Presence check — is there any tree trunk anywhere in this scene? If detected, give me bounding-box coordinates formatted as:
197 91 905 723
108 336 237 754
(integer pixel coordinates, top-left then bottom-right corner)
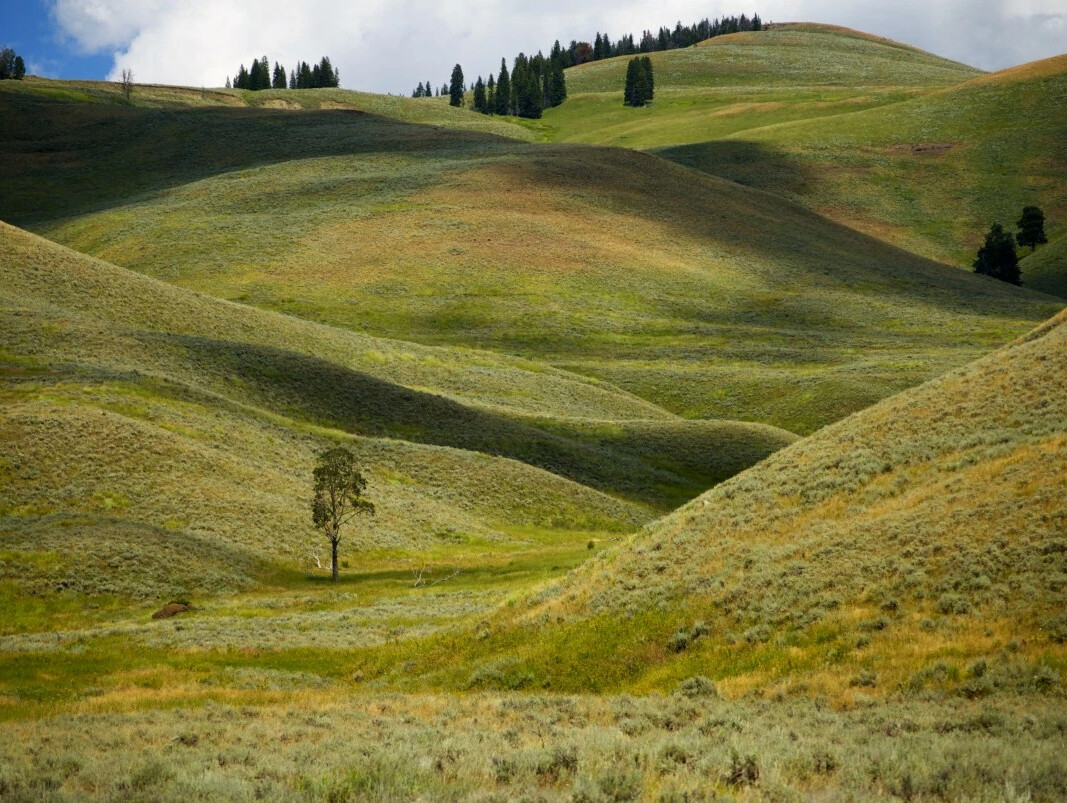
331 538 339 582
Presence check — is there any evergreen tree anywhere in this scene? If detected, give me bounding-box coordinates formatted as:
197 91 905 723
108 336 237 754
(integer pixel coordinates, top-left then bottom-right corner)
235 64 250 90
1016 206 1048 252
319 56 339 87
641 56 654 101
624 57 654 106
0 48 14 80
289 69 296 89
472 76 487 112
549 62 567 106
299 61 312 89
449 63 465 106
311 63 322 88
495 58 511 115
249 58 261 89
225 76 232 89
272 61 286 89
973 223 1021 285
13 55 25 80
486 74 495 113
624 57 638 106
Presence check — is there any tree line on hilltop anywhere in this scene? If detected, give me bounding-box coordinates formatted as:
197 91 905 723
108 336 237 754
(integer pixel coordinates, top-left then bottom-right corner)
412 13 762 119
228 55 339 90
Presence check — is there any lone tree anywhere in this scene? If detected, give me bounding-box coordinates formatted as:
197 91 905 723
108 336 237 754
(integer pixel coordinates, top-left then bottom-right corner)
973 222 1020 285
1016 205 1047 252
449 63 465 106
120 68 134 100
311 447 374 582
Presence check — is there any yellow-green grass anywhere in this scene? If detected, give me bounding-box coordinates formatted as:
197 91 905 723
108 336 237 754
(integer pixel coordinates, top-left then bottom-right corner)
531 24 981 149
661 53 1067 296
1 694 1065 800
3 221 800 512
4 94 1058 437
379 308 1067 698
0 74 533 139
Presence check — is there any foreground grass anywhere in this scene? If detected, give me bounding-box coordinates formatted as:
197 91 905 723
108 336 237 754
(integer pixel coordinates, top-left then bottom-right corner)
0 693 1064 800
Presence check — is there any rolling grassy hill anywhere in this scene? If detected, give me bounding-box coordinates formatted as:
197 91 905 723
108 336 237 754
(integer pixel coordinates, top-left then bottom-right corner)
1 86 1058 439
531 25 1066 295
534 24 982 149
662 52 1067 296
401 308 1067 698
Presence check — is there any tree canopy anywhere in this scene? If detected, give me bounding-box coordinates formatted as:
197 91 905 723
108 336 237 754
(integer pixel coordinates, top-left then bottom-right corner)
973 223 1021 285
311 447 374 582
0 48 26 81
449 64 465 107
624 56 654 106
1016 206 1048 252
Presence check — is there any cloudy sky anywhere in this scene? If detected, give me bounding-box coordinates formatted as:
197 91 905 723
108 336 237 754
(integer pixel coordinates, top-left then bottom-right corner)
4 0 1065 92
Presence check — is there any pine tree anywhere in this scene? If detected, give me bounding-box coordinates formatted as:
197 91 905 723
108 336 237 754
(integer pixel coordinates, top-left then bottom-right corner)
225 76 232 89
624 58 638 106
473 76 487 113
641 56 654 102
13 54 25 80
236 64 250 90
495 58 511 115
299 61 312 89
272 61 286 89
449 63 465 106
1016 206 1048 252
319 56 338 88
973 223 1021 285
549 62 567 106
486 74 496 114
249 58 261 90
289 69 296 89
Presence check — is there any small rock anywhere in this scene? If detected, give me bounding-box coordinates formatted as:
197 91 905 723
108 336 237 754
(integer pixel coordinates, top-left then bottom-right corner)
152 602 190 619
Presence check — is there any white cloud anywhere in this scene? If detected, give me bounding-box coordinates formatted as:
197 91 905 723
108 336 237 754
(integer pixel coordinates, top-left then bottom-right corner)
49 0 1067 92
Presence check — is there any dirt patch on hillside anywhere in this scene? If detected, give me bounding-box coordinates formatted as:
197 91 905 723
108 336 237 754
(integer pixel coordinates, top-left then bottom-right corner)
260 99 300 110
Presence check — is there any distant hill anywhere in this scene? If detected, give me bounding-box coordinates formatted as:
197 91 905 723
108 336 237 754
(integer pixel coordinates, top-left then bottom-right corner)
0 87 1057 440
662 52 1067 297
538 23 982 149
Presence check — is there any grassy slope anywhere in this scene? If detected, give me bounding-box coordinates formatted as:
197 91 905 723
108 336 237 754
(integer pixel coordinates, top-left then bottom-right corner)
394 309 1067 697
665 53 1067 296
533 24 981 149
1 90 1058 438
0 222 802 603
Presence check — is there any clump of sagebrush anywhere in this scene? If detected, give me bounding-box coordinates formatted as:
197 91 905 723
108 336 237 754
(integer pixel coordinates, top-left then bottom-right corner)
1 694 1065 800
568 310 1067 688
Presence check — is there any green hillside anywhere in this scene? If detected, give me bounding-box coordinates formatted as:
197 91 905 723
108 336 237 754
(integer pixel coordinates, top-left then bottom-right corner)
1 88 1057 440
410 308 1067 698
0 221 800 599
534 24 982 148
663 53 1067 296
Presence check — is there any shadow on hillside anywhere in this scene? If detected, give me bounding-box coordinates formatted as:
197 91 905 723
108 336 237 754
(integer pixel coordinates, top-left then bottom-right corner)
500 141 1059 317
146 333 713 507
0 90 519 225
654 140 813 197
